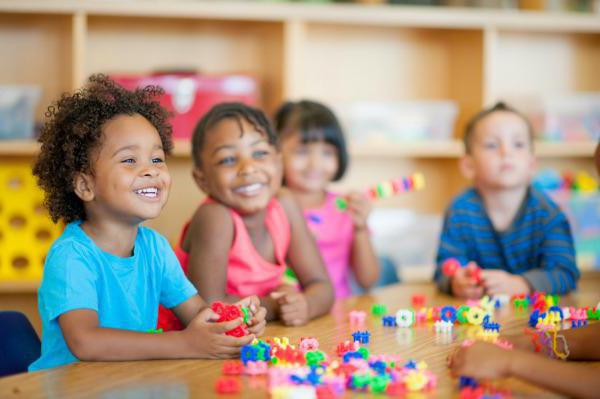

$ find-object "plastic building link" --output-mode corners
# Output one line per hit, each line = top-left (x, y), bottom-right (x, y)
(371, 303), (387, 317)
(411, 294), (426, 308)
(349, 310), (367, 325)
(222, 360), (244, 375)
(382, 315), (397, 327)
(396, 309), (415, 328)
(351, 331), (370, 344)
(215, 377), (241, 394)
(335, 173), (426, 210)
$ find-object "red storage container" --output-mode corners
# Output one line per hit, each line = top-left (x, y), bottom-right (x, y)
(111, 73), (260, 140)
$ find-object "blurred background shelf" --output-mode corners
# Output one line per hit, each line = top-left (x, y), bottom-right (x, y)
(2, 139), (595, 159)
(0, 280), (39, 294)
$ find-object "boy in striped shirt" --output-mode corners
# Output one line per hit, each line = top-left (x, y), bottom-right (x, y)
(434, 102), (579, 298)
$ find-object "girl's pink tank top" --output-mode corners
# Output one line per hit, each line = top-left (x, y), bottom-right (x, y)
(157, 198), (290, 331)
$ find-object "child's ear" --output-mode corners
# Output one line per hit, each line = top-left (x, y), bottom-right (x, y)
(192, 167), (209, 193)
(459, 155), (476, 180)
(73, 173), (95, 202)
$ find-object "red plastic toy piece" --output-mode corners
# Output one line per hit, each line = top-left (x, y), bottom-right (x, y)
(316, 385), (337, 399)
(411, 294), (426, 308)
(222, 360), (244, 375)
(442, 258), (461, 277)
(215, 377), (241, 394)
(210, 301), (249, 337)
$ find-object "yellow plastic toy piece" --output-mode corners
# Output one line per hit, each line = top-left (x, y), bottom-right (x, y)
(466, 307), (486, 325)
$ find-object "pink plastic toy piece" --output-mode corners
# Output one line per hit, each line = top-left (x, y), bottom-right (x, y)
(349, 310), (367, 325)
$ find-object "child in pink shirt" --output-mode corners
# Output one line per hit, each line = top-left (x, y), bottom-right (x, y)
(274, 100), (380, 298)
(158, 102), (334, 330)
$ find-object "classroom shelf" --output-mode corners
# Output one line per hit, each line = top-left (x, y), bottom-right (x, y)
(0, 140), (40, 156)
(2, 139), (596, 159)
(0, 280), (39, 294)
(1, 1), (599, 32)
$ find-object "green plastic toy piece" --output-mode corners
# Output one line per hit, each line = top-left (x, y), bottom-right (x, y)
(335, 197), (348, 210)
(146, 328), (163, 334)
(371, 303), (387, 317)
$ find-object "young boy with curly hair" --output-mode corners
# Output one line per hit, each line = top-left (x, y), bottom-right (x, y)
(29, 75), (266, 371)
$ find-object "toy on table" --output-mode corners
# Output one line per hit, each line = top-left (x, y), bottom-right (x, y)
(371, 303), (387, 317)
(349, 310), (366, 325)
(441, 258), (482, 284)
(335, 172), (426, 210)
(210, 301), (250, 337)
(215, 376), (241, 394)
(351, 330), (371, 344)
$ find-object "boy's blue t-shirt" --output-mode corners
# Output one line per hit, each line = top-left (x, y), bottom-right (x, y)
(29, 222), (197, 371)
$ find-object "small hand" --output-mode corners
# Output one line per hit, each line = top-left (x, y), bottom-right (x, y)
(345, 191), (372, 230)
(270, 291), (310, 326)
(451, 262), (484, 299)
(235, 295), (267, 336)
(184, 307), (255, 359)
(481, 270), (530, 296)
(447, 341), (513, 379)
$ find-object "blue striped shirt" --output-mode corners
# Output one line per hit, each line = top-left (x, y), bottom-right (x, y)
(434, 186), (579, 295)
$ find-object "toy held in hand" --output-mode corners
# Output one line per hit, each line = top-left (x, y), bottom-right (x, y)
(442, 258), (482, 284)
(210, 301), (250, 337)
(335, 173), (426, 210)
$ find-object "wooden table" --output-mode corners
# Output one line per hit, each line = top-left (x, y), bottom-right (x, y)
(1, 277), (599, 399)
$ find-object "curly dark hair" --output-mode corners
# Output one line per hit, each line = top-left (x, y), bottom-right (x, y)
(33, 74), (173, 223)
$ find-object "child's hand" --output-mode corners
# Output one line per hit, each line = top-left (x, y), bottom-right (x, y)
(235, 296), (267, 336)
(183, 307), (254, 359)
(451, 262), (484, 299)
(270, 291), (310, 326)
(345, 191), (372, 230)
(448, 341), (513, 379)
(481, 270), (530, 296)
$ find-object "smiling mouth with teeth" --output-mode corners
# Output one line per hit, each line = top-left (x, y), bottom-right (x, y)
(134, 187), (160, 198)
(233, 183), (264, 195)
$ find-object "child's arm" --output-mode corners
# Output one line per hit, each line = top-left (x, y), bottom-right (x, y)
(185, 203), (282, 320)
(448, 341), (600, 399)
(58, 306), (255, 361)
(503, 323), (600, 361)
(346, 191), (379, 290)
(435, 209), (482, 298)
(274, 189), (334, 326)
(520, 213), (580, 295)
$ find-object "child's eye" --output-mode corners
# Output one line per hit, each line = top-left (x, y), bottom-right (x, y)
(323, 148), (336, 158)
(122, 158), (136, 164)
(152, 157), (164, 164)
(483, 142), (498, 149)
(218, 156), (236, 166)
(295, 146), (309, 155)
(253, 150), (269, 159)
(514, 141), (526, 149)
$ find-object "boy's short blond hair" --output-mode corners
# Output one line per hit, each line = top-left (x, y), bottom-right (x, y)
(463, 101), (534, 154)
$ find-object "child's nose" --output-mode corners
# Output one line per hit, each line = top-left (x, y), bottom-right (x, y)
(141, 163), (160, 177)
(238, 158), (257, 175)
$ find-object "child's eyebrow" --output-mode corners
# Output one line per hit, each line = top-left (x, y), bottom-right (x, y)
(211, 137), (268, 155)
(111, 144), (163, 158)
(112, 144), (139, 157)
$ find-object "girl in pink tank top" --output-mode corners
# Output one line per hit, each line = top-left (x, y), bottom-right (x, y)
(158, 103), (334, 331)
(274, 100), (380, 298)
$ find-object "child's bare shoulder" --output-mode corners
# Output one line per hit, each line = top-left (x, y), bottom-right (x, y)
(187, 201), (234, 240)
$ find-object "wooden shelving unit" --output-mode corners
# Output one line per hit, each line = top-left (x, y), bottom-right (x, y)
(3, 138), (596, 159)
(0, 1), (598, 300)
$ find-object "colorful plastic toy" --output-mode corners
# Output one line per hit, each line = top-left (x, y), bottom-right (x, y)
(210, 301), (249, 337)
(441, 258), (482, 284)
(411, 294), (426, 309)
(351, 331), (370, 344)
(222, 360), (244, 375)
(396, 309), (415, 328)
(371, 303), (387, 317)
(382, 315), (397, 327)
(349, 310), (366, 325)
(335, 173), (426, 210)
(215, 377), (241, 394)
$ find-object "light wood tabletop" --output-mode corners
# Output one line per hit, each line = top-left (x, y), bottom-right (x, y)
(1, 277), (599, 399)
